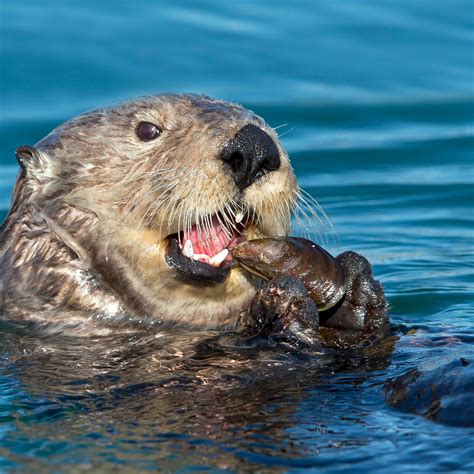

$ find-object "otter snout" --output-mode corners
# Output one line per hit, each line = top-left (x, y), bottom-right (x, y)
(220, 124), (281, 191)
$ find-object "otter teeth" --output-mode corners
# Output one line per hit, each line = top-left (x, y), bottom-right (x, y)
(193, 253), (210, 263)
(182, 239), (194, 259)
(181, 238), (228, 267)
(235, 211), (244, 224)
(209, 248), (229, 267)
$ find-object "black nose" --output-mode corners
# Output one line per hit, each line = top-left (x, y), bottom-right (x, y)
(220, 124), (281, 191)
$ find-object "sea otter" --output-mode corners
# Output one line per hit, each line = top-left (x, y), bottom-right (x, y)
(0, 94), (387, 338)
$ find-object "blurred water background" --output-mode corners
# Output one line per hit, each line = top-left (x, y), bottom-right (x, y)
(0, 1), (473, 472)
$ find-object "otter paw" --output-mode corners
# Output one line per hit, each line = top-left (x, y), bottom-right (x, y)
(246, 275), (321, 346)
(320, 251), (388, 331)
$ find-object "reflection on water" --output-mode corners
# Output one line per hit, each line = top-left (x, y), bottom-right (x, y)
(1, 321), (397, 471)
(1, 319), (473, 471)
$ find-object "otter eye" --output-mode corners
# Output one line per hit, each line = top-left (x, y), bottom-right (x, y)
(136, 122), (162, 141)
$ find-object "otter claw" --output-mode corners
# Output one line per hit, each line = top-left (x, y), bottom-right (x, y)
(234, 237), (389, 335)
(246, 275), (321, 346)
(321, 251), (389, 331)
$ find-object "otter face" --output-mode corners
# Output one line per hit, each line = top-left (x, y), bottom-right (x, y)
(19, 94), (297, 328)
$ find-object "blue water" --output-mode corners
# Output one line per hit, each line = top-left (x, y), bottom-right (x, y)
(1, 1), (473, 472)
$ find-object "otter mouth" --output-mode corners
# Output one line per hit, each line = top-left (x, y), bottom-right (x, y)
(166, 212), (248, 284)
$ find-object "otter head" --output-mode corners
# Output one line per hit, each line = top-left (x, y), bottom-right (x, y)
(14, 94), (297, 328)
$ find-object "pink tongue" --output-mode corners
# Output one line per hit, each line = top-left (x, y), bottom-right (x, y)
(184, 216), (233, 257)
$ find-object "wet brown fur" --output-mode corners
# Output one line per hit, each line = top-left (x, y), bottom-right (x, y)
(0, 94), (297, 334)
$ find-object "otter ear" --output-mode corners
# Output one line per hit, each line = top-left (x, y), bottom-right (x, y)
(16, 146), (39, 175)
(15, 145), (49, 178)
